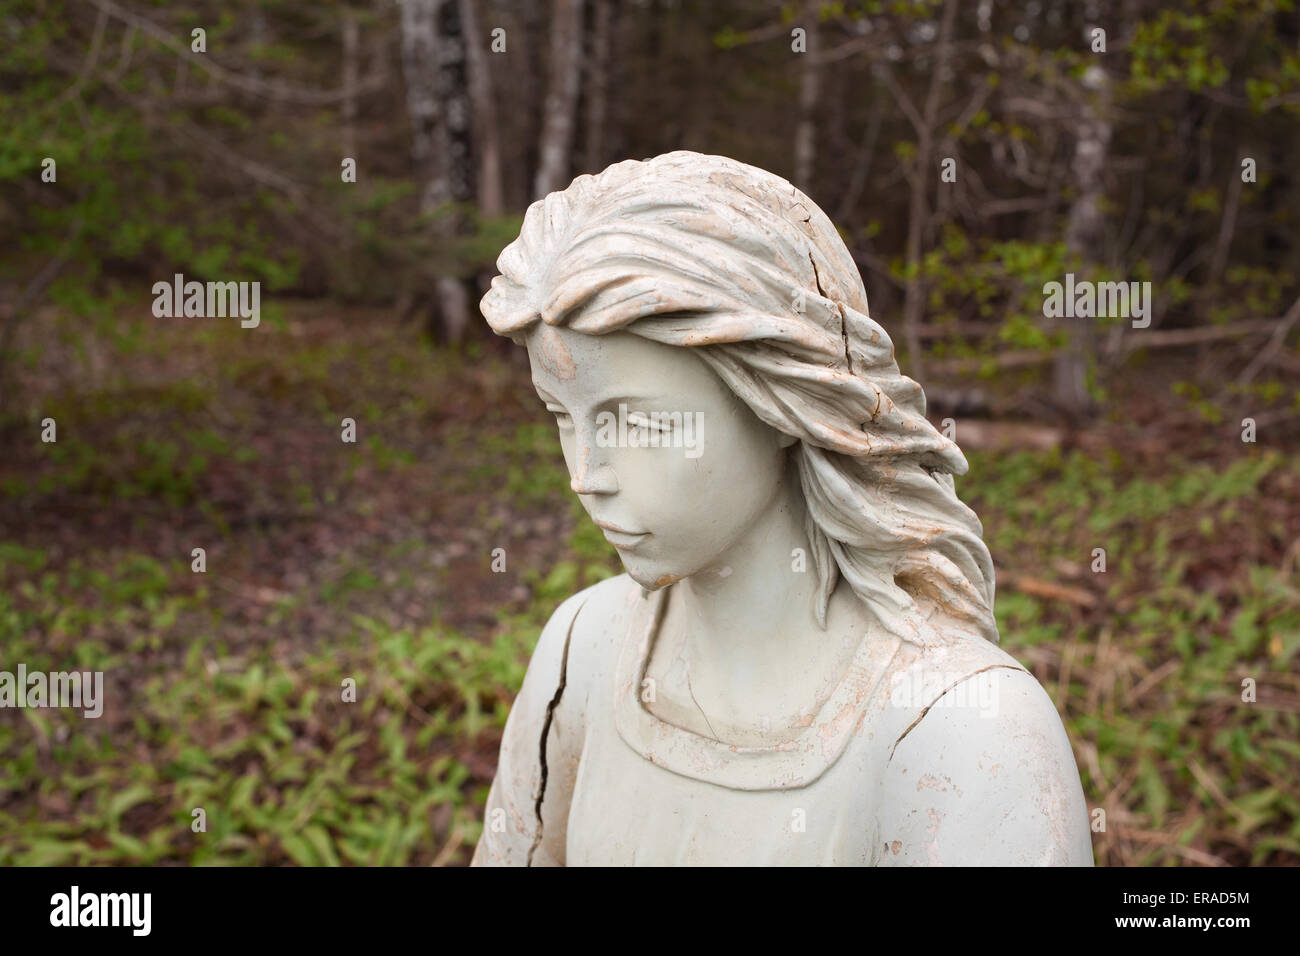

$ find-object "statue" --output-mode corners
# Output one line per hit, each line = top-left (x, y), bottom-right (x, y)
(471, 151), (1093, 866)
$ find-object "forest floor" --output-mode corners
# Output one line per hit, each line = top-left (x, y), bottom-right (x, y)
(0, 299), (1297, 866)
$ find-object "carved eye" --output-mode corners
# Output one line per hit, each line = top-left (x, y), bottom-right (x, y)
(627, 412), (669, 433)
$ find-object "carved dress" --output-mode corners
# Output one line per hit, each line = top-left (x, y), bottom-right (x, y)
(472, 574), (1094, 866)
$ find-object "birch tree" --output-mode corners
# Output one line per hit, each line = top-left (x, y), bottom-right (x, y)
(399, 0), (474, 342)
(534, 0), (586, 198)
(1055, 61), (1112, 414)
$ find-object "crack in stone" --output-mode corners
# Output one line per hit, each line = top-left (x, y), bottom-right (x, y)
(886, 664), (1026, 764)
(837, 302), (853, 377)
(808, 250), (852, 376)
(525, 601), (583, 866)
(685, 666), (720, 741)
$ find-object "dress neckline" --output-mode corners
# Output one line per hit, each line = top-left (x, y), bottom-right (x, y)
(612, 583), (905, 791)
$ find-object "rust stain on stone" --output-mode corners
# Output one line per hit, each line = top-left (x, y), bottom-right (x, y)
(535, 325), (577, 381)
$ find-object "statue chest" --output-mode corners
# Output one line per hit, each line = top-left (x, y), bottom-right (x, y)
(564, 690), (887, 866)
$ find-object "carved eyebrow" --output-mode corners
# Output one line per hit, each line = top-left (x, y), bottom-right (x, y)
(598, 394), (667, 408)
(533, 385), (668, 409)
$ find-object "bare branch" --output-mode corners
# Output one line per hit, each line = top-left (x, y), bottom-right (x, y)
(50, 6), (108, 111)
(1237, 294), (1300, 385)
(86, 0), (383, 106)
(932, 319), (1284, 375)
(872, 63), (926, 138)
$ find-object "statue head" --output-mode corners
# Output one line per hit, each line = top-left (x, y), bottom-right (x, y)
(480, 151), (996, 647)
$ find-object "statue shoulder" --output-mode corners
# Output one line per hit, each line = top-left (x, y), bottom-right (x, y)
(536, 573), (642, 699)
(880, 629), (1030, 715)
(473, 574), (640, 867)
(876, 638), (1093, 865)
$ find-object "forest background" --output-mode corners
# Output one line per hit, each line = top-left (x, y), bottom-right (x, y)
(1, 0), (1298, 866)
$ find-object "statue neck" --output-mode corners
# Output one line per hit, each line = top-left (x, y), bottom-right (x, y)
(672, 469), (827, 666)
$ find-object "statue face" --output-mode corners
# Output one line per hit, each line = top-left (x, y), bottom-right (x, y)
(525, 323), (795, 590)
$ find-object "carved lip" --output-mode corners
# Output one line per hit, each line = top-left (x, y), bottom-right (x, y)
(601, 529), (649, 550)
(593, 519), (649, 549)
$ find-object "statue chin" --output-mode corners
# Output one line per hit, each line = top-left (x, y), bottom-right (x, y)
(622, 562), (688, 592)
(620, 549), (735, 591)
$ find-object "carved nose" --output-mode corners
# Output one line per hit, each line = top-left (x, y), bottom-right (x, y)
(570, 463), (618, 495)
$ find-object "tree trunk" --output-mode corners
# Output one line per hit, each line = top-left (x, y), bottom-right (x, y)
(399, 0), (443, 210)
(900, 0), (958, 380)
(583, 0), (611, 174)
(794, 2), (820, 189)
(459, 0), (503, 216)
(341, 8), (359, 160)
(398, 0), (474, 343)
(1055, 62), (1112, 414)
(534, 0), (586, 198)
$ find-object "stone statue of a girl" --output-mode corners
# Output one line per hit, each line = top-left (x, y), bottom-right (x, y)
(471, 151), (1092, 866)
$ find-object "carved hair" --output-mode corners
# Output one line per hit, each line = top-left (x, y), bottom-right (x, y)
(480, 151), (997, 646)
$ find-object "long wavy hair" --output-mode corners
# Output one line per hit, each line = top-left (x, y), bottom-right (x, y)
(479, 151), (998, 647)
